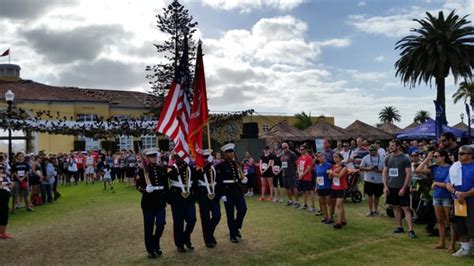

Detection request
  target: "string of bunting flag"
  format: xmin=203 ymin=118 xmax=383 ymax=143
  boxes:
xmin=0 ymin=107 xmax=254 ymax=139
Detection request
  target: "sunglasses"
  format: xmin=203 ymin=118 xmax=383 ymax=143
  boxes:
xmin=433 ymin=155 xmax=440 ymax=158
xmin=459 ymin=152 xmax=472 ymax=156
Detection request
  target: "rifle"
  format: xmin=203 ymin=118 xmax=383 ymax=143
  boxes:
xmin=137 ymin=144 xmax=151 ymax=186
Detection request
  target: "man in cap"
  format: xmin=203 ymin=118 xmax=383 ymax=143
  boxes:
xmin=136 ymin=148 xmax=169 ymax=258
xmin=195 ymin=149 xmax=221 ymax=248
xmin=216 ymin=143 xmax=248 ymax=243
xmin=360 ymin=144 xmax=385 ymax=216
xmin=168 ymin=154 xmax=197 ymax=253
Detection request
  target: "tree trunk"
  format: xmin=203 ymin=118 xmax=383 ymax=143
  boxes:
xmin=436 ymin=76 xmax=447 ymax=124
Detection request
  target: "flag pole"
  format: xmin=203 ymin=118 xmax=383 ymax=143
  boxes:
xmin=206 ymin=120 xmax=211 ymax=150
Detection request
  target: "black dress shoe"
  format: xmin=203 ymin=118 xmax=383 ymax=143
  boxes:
xmin=230 ymin=237 xmax=239 ymax=243
xmin=148 ymin=253 xmax=157 ymax=258
xmin=206 ymin=243 xmax=216 ymax=248
xmin=177 ymin=246 xmax=186 ymax=253
xmin=236 ymin=231 xmax=242 ymax=238
xmin=185 ymin=242 xmax=195 ymax=250
xmin=211 ymin=237 xmax=217 ymax=245
xmin=155 ymin=249 xmax=163 ymax=256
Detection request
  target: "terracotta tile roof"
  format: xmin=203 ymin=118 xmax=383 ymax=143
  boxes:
xmin=0 ymin=79 xmax=161 ymax=108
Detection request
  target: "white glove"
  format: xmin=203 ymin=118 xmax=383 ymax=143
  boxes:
xmin=145 ymin=185 xmax=154 ymax=193
xmin=220 ymin=196 xmax=227 ymax=202
xmin=207 ymin=155 xmax=214 ymax=163
xmin=241 ymin=177 xmax=248 ymax=184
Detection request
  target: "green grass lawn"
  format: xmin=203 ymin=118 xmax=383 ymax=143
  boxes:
xmin=2 ymin=183 xmax=473 ymax=265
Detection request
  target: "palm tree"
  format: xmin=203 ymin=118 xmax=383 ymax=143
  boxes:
xmin=294 ymin=111 xmax=313 ymax=130
xmin=395 ymin=10 xmax=474 ymax=124
xmin=379 ymin=106 xmax=401 ymax=124
xmin=413 ymin=110 xmax=432 ymax=124
xmin=453 ymin=81 xmax=474 ymax=112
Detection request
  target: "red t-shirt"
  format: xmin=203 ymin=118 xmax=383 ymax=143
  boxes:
xmin=330 ymin=164 xmax=348 ymax=190
xmin=297 ymin=155 xmax=313 ymax=181
xmin=75 ymin=155 xmax=85 ymax=169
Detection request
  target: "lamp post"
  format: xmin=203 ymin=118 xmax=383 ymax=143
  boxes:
xmin=5 ymin=90 xmax=14 ymax=165
xmin=460 ymin=113 xmax=465 ymax=123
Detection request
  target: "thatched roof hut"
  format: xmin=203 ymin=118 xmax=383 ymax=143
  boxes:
xmin=378 ymin=122 xmax=402 ymax=136
xmin=345 ymin=120 xmax=392 ymax=140
xmin=303 ymin=119 xmax=348 ymax=140
xmin=453 ymin=122 xmax=474 ymax=135
xmin=260 ymin=121 xmax=309 ymax=143
xmin=403 ymin=121 xmax=420 ymax=131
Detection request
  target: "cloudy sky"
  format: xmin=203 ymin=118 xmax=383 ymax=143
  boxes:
xmin=0 ymin=0 xmax=473 ymax=128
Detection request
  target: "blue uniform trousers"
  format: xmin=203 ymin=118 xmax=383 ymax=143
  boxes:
xmin=198 ymin=197 xmax=221 ymax=245
xmin=142 ymin=207 xmax=166 ymax=254
xmin=223 ymin=193 xmax=247 ymax=238
xmin=171 ymin=201 xmax=197 ymax=247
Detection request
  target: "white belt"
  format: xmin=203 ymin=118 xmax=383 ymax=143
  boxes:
xmin=198 ymin=180 xmax=214 ymax=187
xmin=170 ymin=180 xmax=193 ymax=188
xmin=153 ymin=186 xmax=164 ymax=190
xmin=223 ymin=180 xmax=237 ymax=184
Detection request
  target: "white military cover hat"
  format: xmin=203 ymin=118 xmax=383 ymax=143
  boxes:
xmin=221 ymin=143 xmax=235 ymax=153
xmin=144 ymin=148 xmax=160 ymax=157
xmin=202 ymin=149 xmax=213 ymax=156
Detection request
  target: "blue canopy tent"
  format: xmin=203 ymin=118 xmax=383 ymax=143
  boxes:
xmin=396 ymin=119 xmax=467 ymax=140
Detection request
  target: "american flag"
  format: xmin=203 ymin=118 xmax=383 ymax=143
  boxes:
xmin=156 ymin=37 xmax=191 ymax=163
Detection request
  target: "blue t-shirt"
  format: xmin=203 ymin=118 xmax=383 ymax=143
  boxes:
xmin=431 ymin=165 xmax=451 ymax=199
xmin=314 ymin=162 xmax=332 ymax=190
xmin=450 ymin=162 xmax=474 ymax=204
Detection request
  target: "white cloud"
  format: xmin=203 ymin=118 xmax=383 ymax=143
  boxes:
xmin=358 ymin=1 xmax=366 ymax=7
xmin=375 ymin=55 xmax=385 ymax=62
xmin=201 ymin=0 xmax=304 ymax=13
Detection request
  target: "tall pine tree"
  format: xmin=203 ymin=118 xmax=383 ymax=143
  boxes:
xmin=146 ymin=0 xmax=198 ymax=100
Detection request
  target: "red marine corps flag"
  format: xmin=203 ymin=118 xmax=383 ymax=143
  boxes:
xmin=188 ymin=41 xmax=209 ymax=168
xmin=156 ymin=35 xmax=191 ymax=163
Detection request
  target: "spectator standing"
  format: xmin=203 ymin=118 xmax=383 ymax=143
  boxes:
xmin=383 ymin=140 xmax=416 ymax=239
xmin=360 ymin=144 xmax=385 ymax=216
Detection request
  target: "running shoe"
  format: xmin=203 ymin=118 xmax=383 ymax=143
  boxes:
xmin=392 ymin=227 xmax=405 ymax=234
xmin=0 ymin=233 xmax=13 ymax=239
xmin=333 ymin=223 xmax=342 ymax=229
xmin=258 ymin=197 xmax=265 ymax=201
xmin=366 ymin=211 xmax=374 ymax=217
xmin=307 ymin=207 xmax=316 ymax=213
xmin=324 ymin=219 xmax=334 ymax=224
xmin=266 ymin=197 xmax=273 ymax=201
xmin=286 ymin=201 xmax=293 ymax=206
xmin=299 ymin=204 xmax=307 ymax=210
xmin=452 ymin=248 xmax=470 ymax=257
xmin=293 ymin=202 xmax=300 ymax=208
xmin=408 ymin=231 xmax=417 ymax=239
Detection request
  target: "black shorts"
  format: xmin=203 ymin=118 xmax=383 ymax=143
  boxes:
xmin=454 ymin=202 xmax=474 ymax=239
xmin=273 ymin=174 xmax=283 ymax=187
xmin=317 ymin=188 xmax=331 ymax=197
xmin=246 ymin=173 xmax=256 ymax=188
xmin=364 ymin=182 xmax=384 ymax=197
xmin=283 ymin=176 xmax=297 ymax=189
xmin=331 ymin=189 xmax=345 ymax=199
xmin=0 ymin=189 xmax=11 ymax=226
xmin=386 ymin=187 xmax=410 ymax=207
xmin=299 ymin=180 xmax=312 ymax=192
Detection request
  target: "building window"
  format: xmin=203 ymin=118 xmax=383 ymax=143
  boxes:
xmin=78 ymin=114 xmax=98 ymax=122
xmin=141 ymin=135 xmax=157 ymax=149
xmin=80 ymin=137 xmax=99 ymax=151
xmin=116 ymin=135 xmax=133 ymax=150
xmin=262 ymin=124 xmax=270 ymax=133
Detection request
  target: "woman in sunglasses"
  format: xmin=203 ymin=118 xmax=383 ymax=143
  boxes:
xmin=416 ymin=149 xmax=454 ymax=251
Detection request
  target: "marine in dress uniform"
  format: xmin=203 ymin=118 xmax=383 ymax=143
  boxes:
xmin=195 ymin=149 xmax=221 ymax=248
xmin=168 ymin=155 xmax=197 ymax=253
xmin=216 ymin=143 xmax=248 ymax=243
xmin=136 ymin=148 xmax=168 ymax=259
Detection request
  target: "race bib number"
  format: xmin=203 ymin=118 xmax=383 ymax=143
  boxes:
xmin=244 ymin=169 xmax=248 ymax=175
xmin=17 ymin=170 xmax=25 ymax=177
xmin=333 ymin=177 xmax=340 ymax=186
xmin=262 ymin=163 xmax=268 ymax=170
xmin=298 ymin=165 xmax=304 ymax=175
xmin=389 ymin=168 xmax=399 ymax=177
xmin=129 ymin=163 xmax=135 ymax=167
xmin=282 ymin=162 xmax=288 ymax=169
xmin=317 ymin=176 xmax=324 ymax=186
xmin=273 ymin=166 xmax=280 ymax=172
